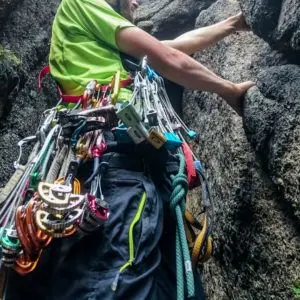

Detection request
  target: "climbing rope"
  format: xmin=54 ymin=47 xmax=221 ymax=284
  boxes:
xmin=170 ymin=153 xmax=195 ymax=299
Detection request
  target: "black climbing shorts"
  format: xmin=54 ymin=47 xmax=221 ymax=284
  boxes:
xmin=6 ymin=146 xmax=205 ymax=300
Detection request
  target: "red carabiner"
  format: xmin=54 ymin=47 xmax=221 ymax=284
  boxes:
xmin=92 ymin=141 xmax=107 ymax=158
xmin=181 ymin=142 xmax=198 ymax=189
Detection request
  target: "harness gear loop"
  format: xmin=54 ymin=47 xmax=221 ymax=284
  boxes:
xmin=38 ymin=65 xmax=132 ymax=107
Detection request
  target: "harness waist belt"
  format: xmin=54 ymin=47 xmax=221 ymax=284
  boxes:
xmin=38 ymin=65 xmax=132 ymax=104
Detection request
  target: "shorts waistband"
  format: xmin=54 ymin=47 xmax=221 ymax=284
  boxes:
xmin=101 ymin=153 xmax=145 ymax=172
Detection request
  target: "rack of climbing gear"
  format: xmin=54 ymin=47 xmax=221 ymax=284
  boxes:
xmin=0 ymin=57 xmax=214 ymax=300
xmin=0 ymin=84 xmax=113 ymax=275
xmin=114 ymin=57 xmax=214 ymax=299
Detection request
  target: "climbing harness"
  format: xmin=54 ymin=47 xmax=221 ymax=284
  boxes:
xmin=0 ymin=57 xmax=214 ymax=300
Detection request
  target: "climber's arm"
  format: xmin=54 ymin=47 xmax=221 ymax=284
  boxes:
xmin=116 ymin=25 xmax=254 ymax=114
xmin=162 ymin=12 xmax=250 ymax=55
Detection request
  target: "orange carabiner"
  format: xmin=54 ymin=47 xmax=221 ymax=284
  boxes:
xmin=14 ymin=251 xmax=42 ymax=275
xmin=36 ymin=229 xmax=52 ymax=247
xmin=25 ymin=199 xmax=41 ymax=250
xmin=55 ymin=177 xmax=81 ymax=194
xmin=82 ymin=80 xmax=97 ymax=109
xmin=15 ymin=206 xmax=36 ymax=258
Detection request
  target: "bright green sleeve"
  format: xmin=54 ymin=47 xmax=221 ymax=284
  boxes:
xmin=76 ymin=0 xmax=135 ymax=50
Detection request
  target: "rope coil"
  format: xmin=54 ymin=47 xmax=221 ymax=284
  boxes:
xmin=170 ymin=154 xmax=195 ymax=300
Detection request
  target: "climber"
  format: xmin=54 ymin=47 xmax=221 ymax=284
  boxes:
xmin=49 ymin=0 xmax=255 ymax=115
xmin=3 ymin=1 xmax=254 ymax=300
xmin=46 ymin=0 xmax=253 ymax=299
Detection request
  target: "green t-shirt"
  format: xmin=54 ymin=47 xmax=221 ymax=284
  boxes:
xmin=49 ymin=0 xmax=135 ymax=100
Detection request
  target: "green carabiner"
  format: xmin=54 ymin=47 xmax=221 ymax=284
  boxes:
xmin=1 ymin=228 xmax=20 ymax=249
xmin=30 ymin=171 xmax=41 ymax=189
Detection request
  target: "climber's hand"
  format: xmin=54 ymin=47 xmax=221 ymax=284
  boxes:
xmin=222 ymin=81 xmax=255 ymax=116
xmin=229 ymin=12 xmax=251 ymax=32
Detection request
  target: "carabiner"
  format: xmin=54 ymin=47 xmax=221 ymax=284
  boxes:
xmin=84 ymin=161 xmax=109 ymax=187
xmin=14 ymin=136 xmax=37 ymax=169
xmin=111 ymin=70 xmax=121 ymax=105
xmin=14 ymin=251 xmax=42 ymax=275
xmin=15 ymin=206 xmax=37 ymax=258
xmin=82 ymin=80 xmax=97 ymax=109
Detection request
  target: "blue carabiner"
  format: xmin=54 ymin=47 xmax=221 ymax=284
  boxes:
xmin=70 ymin=120 xmax=86 ymax=147
xmin=146 ymin=66 xmax=159 ymax=81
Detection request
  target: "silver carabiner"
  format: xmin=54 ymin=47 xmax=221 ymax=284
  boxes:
xmin=14 ymin=136 xmax=37 ymax=169
xmin=141 ymin=56 xmax=148 ymax=76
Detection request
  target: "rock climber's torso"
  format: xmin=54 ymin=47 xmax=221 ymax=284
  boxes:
xmin=49 ymin=0 xmax=134 ymax=100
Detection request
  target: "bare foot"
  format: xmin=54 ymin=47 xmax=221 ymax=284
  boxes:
xmin=223 ymin=81 xmax=255 ymax=115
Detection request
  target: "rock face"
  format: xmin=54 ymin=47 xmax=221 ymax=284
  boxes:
xmin=240 ymin=0 xmax=300 ymax=62
xmin=0 ymin=0 xmax=299 ymax=299
xmin=138 ymin=0 xmax=299 ymax=298
xmin=0 ymin=0 xmax=19 ymax=25
xmin=0 ymin=0 xmax=59 ymax=184
xmin=136 ymin=0 xmax=215 ymax=39
xmin=184 ymin=0 xmax=300 ymax=298
xmin=0 ymin=49 xmax=20 ymax=119
xmin=244 ymin=65 xmax=300 ymax=220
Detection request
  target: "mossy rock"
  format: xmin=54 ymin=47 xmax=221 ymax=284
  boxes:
xmin=0 ymin=45 xmax=21 ymax=120
xmin=0 ymin=44 xmax=21 ymax=65
xmin=293 ymin=279 xmax=300 ymax=298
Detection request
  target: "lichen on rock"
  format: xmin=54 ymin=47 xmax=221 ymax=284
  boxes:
xmin=0 ymin=44 xmax=21 ymax=65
